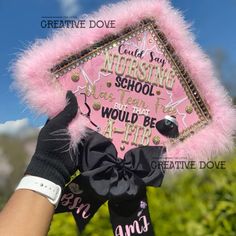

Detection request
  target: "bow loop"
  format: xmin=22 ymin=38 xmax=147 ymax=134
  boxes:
xmin=56 ymin=131 xmax=166 ymax=235
xmin=79 ymin=132 xmax=166 ymax=200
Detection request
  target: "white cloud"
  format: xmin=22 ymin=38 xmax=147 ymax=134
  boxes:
xmin=57 ymin=0 xmax=81 ymax=17
xmin=0 ymin=119 xmax=39 ymax=138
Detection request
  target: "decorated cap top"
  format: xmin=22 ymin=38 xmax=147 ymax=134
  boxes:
xmin=13 ymin=0 xmax=236 ymax=161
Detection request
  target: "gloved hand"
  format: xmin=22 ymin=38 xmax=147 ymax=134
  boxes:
xmin=25 ymin=91 xmax=79 ymax=188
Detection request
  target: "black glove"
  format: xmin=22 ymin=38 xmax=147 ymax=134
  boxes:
xmin=25 ymin=91 xmax=79 ymax=188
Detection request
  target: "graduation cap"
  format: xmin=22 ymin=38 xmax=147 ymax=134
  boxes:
xmin=13 ymin=0 xmax=236 ymax=162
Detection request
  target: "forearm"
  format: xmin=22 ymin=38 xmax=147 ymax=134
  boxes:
xmin=0 ymin=190 xmax=54 ymax=236
xmin=0 ymin=91 xmax=79 ymax=236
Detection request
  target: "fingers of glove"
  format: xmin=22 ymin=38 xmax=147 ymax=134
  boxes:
xmin=49 ymin=91 xmax=78 ymax=129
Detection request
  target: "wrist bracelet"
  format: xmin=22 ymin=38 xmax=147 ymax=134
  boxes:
xmin=16 ymin=176 xmax=62 ymax=207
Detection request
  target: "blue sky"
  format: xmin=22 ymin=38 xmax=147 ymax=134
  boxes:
xmin=0 ymin=0 xmax=235 ymax=129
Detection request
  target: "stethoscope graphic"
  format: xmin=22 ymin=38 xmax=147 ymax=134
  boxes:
xmin=73 ymin=92 xmax=179 ymax=138
xmin=75 ymin=92 xmax=101 ymax=132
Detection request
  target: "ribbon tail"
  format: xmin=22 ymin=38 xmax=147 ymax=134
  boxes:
xmin=108 ymin=190 xmax=155 ymax=236
xmin=55 ymin=175 xmax=106 ymax=232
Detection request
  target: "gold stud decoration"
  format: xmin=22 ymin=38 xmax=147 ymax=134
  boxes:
xmin=106 ymin=81 xmax=112 ymax=88
xmin=186 ymin=105 xmax=193 ymax=114
xmin=156 ymin=90 xmax=161 ymax=95
xmin=93 ymin=101 xmax=101 ymax=111
xmin=152 ymin=136 xmax=160 ymax=145
xmin=71 ymin=73 xmax=80 ymax=82
xmin=120 ymin=145 xmax=125 ymax=151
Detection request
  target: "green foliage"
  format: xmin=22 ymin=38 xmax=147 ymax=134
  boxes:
xmin=1 ymin=134 xmax=235 ymax=235
xmin=48 ymin=150 xmax=236 ymax=236
xmin=233 ymin=97 xmax=236 ymax=105
xmin=49 ymin=213 xmax=79 ymax=236
xmin=148 ymin=152 xmax=236 ymax=236
xmin=0 ymin=136 xmax=29 ymax=197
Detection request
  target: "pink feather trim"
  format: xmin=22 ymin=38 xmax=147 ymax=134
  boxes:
xmin=12 ymin=0 xmax=236 ymax=161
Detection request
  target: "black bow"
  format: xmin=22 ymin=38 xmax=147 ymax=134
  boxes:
xmin=56 ymin=131 xmax=166 ymax=236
